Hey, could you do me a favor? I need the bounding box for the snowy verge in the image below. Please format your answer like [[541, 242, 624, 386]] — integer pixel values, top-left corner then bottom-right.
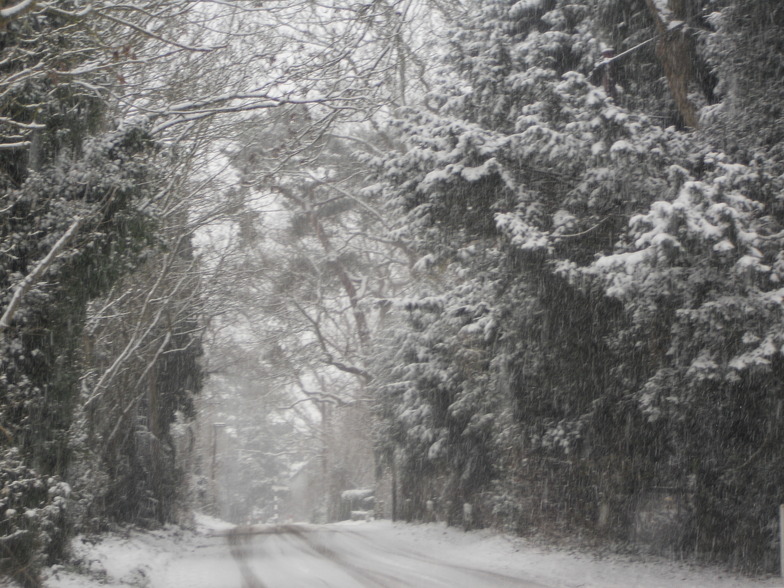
[[43, 514, 232, 588], [192, 511, 236, 534], [354, 520, 783, 588]]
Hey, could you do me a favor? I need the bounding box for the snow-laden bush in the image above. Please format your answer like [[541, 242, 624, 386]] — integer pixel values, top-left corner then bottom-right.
[[0, 448, 71, 587]]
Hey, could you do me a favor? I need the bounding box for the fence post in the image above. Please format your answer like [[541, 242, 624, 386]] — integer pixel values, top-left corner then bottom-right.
[[463, 502, 473, 531], [779, 504, 784, 578]]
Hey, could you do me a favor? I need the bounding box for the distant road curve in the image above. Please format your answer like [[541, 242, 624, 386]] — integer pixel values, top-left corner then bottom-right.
[[152, 523, 549, 588]]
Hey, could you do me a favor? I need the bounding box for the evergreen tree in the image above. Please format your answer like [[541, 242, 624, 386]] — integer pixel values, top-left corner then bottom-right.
[[371, 0, 784, 570]]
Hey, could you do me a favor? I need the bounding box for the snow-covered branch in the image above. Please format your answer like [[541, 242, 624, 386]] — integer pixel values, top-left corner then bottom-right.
[[0, 0, 35, 21], [0, 216, 84, 335]]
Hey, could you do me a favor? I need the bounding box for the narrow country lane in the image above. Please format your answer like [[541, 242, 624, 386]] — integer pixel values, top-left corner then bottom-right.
[[150, 523, 549, 588]]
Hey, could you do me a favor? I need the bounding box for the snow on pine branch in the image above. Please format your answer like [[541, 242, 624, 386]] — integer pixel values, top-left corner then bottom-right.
[[589, 167, 773, 299], [495, 212, 551, 252], [0, 0, 34, 20]]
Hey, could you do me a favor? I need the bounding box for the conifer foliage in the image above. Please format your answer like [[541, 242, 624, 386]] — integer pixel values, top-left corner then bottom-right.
[[370, 0, 784, 571]]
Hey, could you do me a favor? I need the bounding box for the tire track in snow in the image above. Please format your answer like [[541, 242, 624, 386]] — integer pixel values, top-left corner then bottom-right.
[[227, 524, 397, 587], [227, 527, 268, 588], [224, 524, 545, 587]]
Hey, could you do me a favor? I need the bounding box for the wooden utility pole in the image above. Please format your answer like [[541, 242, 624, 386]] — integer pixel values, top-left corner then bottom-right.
[[600, 48, 618, 101], [211, 423, 226, 515], [644, 0, 700, 129]]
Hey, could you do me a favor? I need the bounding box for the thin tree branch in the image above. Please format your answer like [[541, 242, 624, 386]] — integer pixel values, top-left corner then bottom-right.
[[0, 216, 84, 335]]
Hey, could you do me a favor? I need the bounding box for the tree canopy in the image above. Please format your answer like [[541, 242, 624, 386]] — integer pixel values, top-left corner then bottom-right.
[[3, 0, 784, 582]]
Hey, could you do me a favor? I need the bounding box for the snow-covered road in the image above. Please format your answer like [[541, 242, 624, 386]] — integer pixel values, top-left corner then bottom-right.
[[151, 523, 545, 588], [45, 518, 783, 588]]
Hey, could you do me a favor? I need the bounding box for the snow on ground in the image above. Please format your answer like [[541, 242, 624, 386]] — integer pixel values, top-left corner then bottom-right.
[[43, 514, 229, 588], [43, 516, 783, 588], [193, 511, 237, 533], [365, 520, 783, 588]]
